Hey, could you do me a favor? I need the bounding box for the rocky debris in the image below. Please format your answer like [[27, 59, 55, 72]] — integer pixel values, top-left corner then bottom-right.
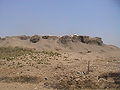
[[42, 36, 49, 39], [72, 35, 82, 42], [42, 36, 58, 40], [44, 72, 99, 89], [59, 35, 103, 46], [98, 72, 120, 84], [79, 36, 90, 43], [79, 36, 103, 45], [0, 34, 103, 45], [44, 71, 120, 89], [86, 37, 103, 46], [19, 35, 30, 40], [30, 35, 40, 43], [97, 72, 120, 88], [59, 35, 72, 44]]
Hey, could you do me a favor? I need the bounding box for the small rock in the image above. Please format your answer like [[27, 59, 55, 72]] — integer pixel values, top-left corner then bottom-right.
[[44, 77, 48, 80], [30, 35, 40, 43]]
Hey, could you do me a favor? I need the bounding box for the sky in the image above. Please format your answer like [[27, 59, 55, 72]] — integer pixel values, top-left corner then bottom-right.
[[0, 0, 120, 47]]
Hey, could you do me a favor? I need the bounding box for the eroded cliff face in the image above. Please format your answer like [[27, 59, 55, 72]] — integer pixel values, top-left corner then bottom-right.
[[13, 34, 103, 46], [59, 35, 103, 46], [1, 34, 118, 53]]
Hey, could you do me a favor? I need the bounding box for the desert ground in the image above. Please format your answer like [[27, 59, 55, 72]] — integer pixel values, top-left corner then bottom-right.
[[0, 35, 120, 90]]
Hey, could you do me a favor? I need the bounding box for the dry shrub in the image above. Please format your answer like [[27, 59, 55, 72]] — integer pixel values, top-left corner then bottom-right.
[[0, 75, 41, 83], [0, 47, 34, 60]]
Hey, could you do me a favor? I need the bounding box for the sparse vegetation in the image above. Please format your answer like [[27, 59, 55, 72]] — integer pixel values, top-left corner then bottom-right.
[[37, 58, 49, 65], [0, 35, 119, 90], [0, 47, 61, 66], [41, 51, 61, 56], [0, 47, 34, 61], [44, 71, 120, 89], [0, 75, 41, 83], [44, 73, 99, 90]]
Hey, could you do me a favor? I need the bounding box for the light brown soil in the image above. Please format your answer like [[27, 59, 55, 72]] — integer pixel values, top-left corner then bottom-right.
[[0, 35, 120, 90]]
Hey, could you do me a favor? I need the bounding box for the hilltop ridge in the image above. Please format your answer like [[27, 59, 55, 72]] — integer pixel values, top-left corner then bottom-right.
[[0, 34, 104, 45], [0, 35, 120, 90], [0, 34, 119, 53]]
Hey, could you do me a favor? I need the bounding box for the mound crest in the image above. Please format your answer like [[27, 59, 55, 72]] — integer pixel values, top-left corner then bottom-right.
[[59, 35, 103, 46], [0, 34, 104, 46]]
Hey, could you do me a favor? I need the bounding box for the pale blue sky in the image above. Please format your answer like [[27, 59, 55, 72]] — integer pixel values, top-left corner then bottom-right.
[[0, 0, 120, 46]]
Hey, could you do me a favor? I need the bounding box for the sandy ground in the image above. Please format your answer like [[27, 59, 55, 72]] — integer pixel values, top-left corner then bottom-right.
[[0, 36, 120, 90]]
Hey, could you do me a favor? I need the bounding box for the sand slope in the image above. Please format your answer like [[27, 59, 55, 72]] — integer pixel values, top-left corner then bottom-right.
[[0, 35, 120, 90]]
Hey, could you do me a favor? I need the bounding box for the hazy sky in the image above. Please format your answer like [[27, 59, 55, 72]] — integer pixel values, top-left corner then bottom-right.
[[0, 0, 120, 46]]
